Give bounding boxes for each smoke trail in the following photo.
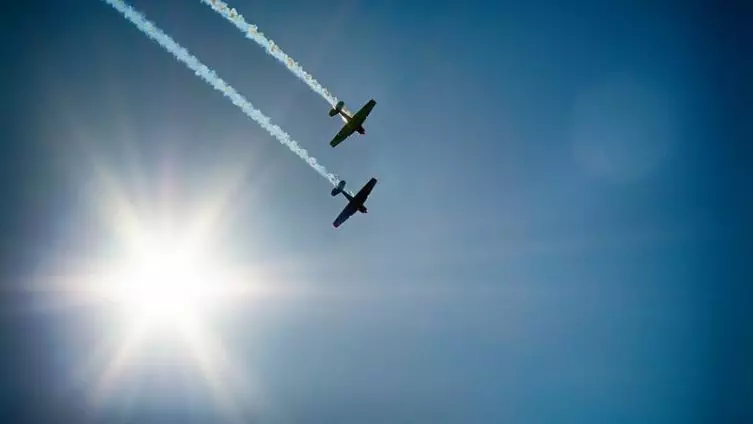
[199,0,353,118]
[101,0,341,187]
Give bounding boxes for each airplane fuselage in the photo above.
[342,191,369,213]
[340,111,366,135]
[342,191,368,213]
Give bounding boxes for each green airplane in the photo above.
[328,99,377,147]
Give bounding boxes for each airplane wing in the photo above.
[333,202,357,228]
[355,177,378,199]
[329,124,355,147]
[351,100,377,126]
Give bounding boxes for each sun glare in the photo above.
[108,235,221,332]
[87,216,253,413]
[116,250,206,327]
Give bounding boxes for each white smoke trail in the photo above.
[199,0,353,118]
[101,0,342,187]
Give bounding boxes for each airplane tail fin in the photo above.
[328,101,344,117]
[331,180,346,196]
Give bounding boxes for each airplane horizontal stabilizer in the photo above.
[331,180,346,196]
[328,101,344,117]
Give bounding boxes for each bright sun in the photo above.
[43,125,272,416]
[110,238,215,331]
[85,217,254,411]
[103,226,232,335]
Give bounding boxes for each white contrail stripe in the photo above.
[199,0,353,118]
[101,0,342,187]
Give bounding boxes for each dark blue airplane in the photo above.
[330,178,378,228]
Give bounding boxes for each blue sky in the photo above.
[0,0,751,422]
